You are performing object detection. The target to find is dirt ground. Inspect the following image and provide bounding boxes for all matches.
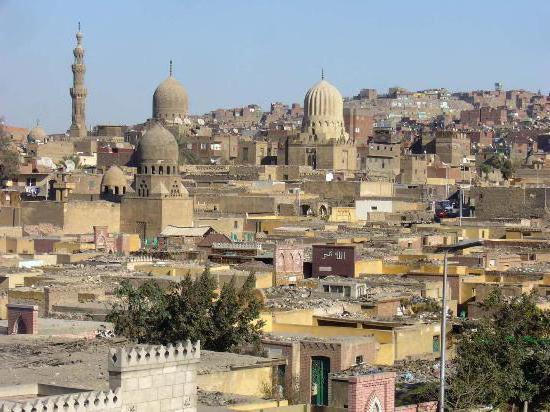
[0,334,271,393]
[0,336,124,390]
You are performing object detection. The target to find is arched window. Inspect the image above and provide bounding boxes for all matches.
[144,166,148,174]
[114,186,119,195]
[151,166,156,174]
[122,186,126,194]
[159,166,163,175]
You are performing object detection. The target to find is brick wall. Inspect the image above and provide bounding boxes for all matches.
[375,300,400,319]
[7,303,38,334]
[347,372,395,412]
[299,342,342,403]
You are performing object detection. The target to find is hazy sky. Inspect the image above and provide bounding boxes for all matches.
[1,0,549,133]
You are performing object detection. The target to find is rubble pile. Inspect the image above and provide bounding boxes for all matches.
[264,285,338,310]
[336,359,441,385]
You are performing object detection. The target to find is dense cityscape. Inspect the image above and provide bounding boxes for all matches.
[0,4,549,412]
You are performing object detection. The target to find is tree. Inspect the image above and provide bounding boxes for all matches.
[107,279,167,344]
[0,119,19,182]
[107,269,265,352]
[447,290,550,410]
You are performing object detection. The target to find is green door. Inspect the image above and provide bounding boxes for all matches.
[433,335,440,353]
[311,356,330,405]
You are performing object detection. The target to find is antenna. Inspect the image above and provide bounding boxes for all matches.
[321,68,324,80]
[78,22,81,31]
[169,60,173,76]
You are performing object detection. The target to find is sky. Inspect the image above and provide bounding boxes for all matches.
[1,0,549,133]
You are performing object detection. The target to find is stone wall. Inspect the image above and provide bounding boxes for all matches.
[471,187,547,220]
[44,286,106,316]
[21,201,121,235]
[219,195,276,214]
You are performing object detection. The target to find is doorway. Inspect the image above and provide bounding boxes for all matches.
[311,356,330,405]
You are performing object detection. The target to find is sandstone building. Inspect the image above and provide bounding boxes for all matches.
[279,75,357,171]
[120,122,193,239]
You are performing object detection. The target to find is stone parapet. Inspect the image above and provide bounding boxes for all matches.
[108,341,200,372]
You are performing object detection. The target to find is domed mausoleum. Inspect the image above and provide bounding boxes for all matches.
[278,73,356,171]
[101,165,128,196]
[137,122,179,174]
[27,126,47,143]
[302,79,348,142]
[152,61,189,123]
[120,121,192,239]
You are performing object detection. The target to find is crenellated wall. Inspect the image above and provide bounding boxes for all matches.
[0,341,200,412]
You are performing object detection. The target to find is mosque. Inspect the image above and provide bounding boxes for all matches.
[102,61,194,239]
[278,72,357,171]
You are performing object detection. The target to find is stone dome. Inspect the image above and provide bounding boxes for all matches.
[302,79,348,141]
[137,122,179,164]
[152,76,189,122]
[27,126,47,143]
[101,165,127,189]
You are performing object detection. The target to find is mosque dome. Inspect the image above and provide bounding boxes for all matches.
[137,122,179,164]
[302,78,348,141]
[152,62,188,122]
[27,126,47,143]
[101,165,127,189]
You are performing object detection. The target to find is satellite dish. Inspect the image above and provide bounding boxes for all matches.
[64,159,76,172]
[183,117,192,125]
[174,116,183,125]
[233,128,238,134]
[197,118,205,126]
[325,172,334,182]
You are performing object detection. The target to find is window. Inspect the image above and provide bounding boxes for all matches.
[323,285,330,293]
[211,143,221,151]
[433,335,440,352]
[200,143,207,150]
[344,286,351,297]
[355,355,363,364]
[233,221,238,229]
[371,206,378,211]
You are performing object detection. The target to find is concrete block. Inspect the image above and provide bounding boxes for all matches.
[173,383,184,398]
[158,385,173,400]
[123,377,139,391]
[160,398,172,410]
[139,375,153,389]
[170,396,183,410]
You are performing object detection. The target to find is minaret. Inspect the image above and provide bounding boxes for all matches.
[69,23,88,138]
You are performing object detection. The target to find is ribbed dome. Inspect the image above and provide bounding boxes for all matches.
[152,76,189,122]
[137,122,179,163]
[302,79,348,141]
[101,165,127,188]
[27,126,47,143]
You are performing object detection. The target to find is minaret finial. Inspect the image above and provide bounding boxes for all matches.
[321,68,324,80]
[36,119,39,127]
[78,22,81,32]
[169,60,173,77]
